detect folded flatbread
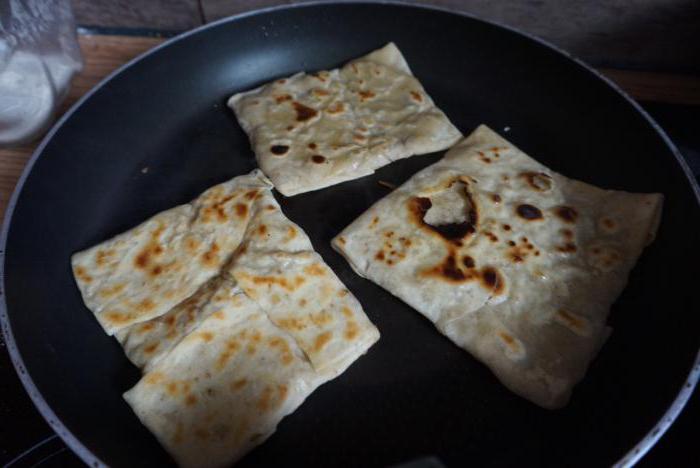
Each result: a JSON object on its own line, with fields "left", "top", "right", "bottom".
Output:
{"left": 72, "top": 170, "right": 271, "bottom": 335}
{"left": 228, "top": 43, "right": 461, "bottom": 196}
{"left": 332, "top": 125, "right": 662, "bottom": 408}
{"left": 73, "top": 170, "right": 379, "bottom": 465}
{"left": 115, "top": 184, "right": 379, "bottom": 378}
{"left": 124, "top": 277, "right": 330, "bottom": 468}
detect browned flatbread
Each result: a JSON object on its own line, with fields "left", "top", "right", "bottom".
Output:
{"left": 333, "top": 125, "right": 662, "bottom": 408}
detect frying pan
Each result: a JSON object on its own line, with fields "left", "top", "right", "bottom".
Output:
{"left": 1, "top": 2, "right": 698, "bottom": 467}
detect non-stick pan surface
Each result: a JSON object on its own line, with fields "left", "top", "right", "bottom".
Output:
{"left": 2, "top": 3, "right": 698, "bottom": 467}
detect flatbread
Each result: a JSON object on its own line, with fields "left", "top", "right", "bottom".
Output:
{"left": 82, "top": 171, "right": 380, "bottom": 465}
{"left": 72, "top": 170, "right": 271, "bottom": 335}
{"left": 332, "top": 125, "right": 663, "bottom": 408}
{"left": 124, "top": 277, "right": 329, "bottom": 468}
{"left": 228, "top": 42, "right": 461, "bottom": 196}
{"left": 115, "top": 186, "right": 380, "bottom": 378}
{"left": 227, "top": 191, "right": 380, "bottom": 378}
{"left": 115, "top": 275, "right": 226, "bottom": 372}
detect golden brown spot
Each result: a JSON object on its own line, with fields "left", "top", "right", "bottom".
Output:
{"left": 326, "top": 102, "right": 345, "bottom": 114}
{"left": 286, "top": 125, "right": 295, "bottom": 131}
{"left": 213, "top": 310, "right": 225, "bottom": 320}
{"left": 150, "top": 224, "right": 166, "bottom": 240}
{"left": 421, "top": 253, "right": 476, "bottom": 283}
{"left": 167, "top": 382, "right": 179, "bottom": 396}
{"left": 185, "top": 237, "right": 200, "bottom": 252}
{"left": 314, "top": 331, "right": 333, "bottom": 352}
{"left": 258, "top": 224, "right": 268, "bottom": 236}
{"left": 555, "top": 206, "right": 578, "bottom": 223}
{"left": 98, "top": 283, "right": 126, "bottom": 299}
{"left": 144, "top": 342, "right": 159, "bottom": 354}
{"left": 516, "top": 204, "right": 544, "bottom": 220}
{"left": 275, "top": 94, "right": 292, "bottom": 103}
{"left": 358, "top": 90, "right": 375, "bottom": 100}
{"left": 293, "top": 101, "right": 318, "bottom": 121}
{"left": 137, "top": 298, "right": 156, "bottom": 312}
{"left": 251, "top": 275, "right": 294, "bottom": 291}
{"left": 268, "top": 336, "right": 295, "bottom": 365}
{"left": 304, "top": 263, "right": 326, "bottom": 276}
{"left": 134, "top": 250, "right": 150, "bottom": 269}
{"left": 200, "top": 331, "right": 214, "bottom": 342}
{"left": 244, "top": 190, "right": 258, "bottom": 201}
{"left": 137, "top": 322, "right": 156, "bottom": 334}
{"left": 308, "top": 142, "right": 317, "bottom": 150}
{"left": 311, "top": 154, "right": 326, "bottom": 164}
{"left": 278, "top": 384, "right": 288, "bottom": 402}
{"left": 502, "top": 224, "right": 511, "bottom": 231}
{"left": 216, "top": 339, "right": 240, "bottom": 371}
{"left": 201, "top": 242, "right": 220, "bottom": 267}
{"left": 499, "top": 331, "right": 515, "bottom": 345}
{"left": 277, "top": 316, "right": 306, "bottom": 332}
{"left": 164, "top": 315, "right": 176, "bottom": 327}
{"left": 295, "top": 276, "right": 305, "bottom": 286}
{"left": 345, "top": 320, "right": 359, "bottom": 340}
{"left": 95, "top": 249, "right": 114, "bottom": 267}
{"left": 277, "top": 79, "right": 287, "bottom": 85}
{"left": 555, "top": 310, "right": 589, "bottom": 335}
{"left": 270, "top": 145, "right": 289, "bottom": 155}
{"left": 557, "top": 242, "right": 578, "bottom": 253}
{"left": 375, "top": 251, "right": 385, "bottom": 261}
{"left": 520, "top": 172, "right": 553, "bottom": 191}
{"left": 480, "top": 266, "right": 505, "bottom": 295}
{"left": 410, "top": 91, "right": 423, "bottom": 102}
{"left": 310, "top": 311, "right": 333, "bottom": 327}
{"left": 231, "top": 379, "right": 248, "bottom": 391}
{"left": 234, "top": 203, "right": 248, "bottom": 219}
{"left": 75, "top": 266, "right": 92, "bottom": 283}
{"left": 150, "top": 265, "right": 163, "bottom": 276}
{"left": 257, "top": 386, "right": 275, "bottom": 412}
{"left": 185, "top": 394, "right": 197, "bottom": 406}
{"left": 265, "top": 204, "right": 276, "bottom": 211}
{"left": 478, "top": 151, "right": 492, "bottom": 163}
{"left": 497, "top": 331, "right": 523, "bottom": 357}
{"left": 145, "top": 372, "right": 165, "bottom": 385}
{"left": 313, "top": 88, "right": 329, "bottom": 96}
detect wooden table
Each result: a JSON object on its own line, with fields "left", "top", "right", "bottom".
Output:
{"left": 1, "top": 34, "right": 698, "bottom": 223}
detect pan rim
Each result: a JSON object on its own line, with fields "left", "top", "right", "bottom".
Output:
{"left": 0, "top": 1, "right": 697, "bottom": 466}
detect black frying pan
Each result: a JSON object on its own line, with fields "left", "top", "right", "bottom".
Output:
{"left": 1, "top": 3, "right": 698, "bottom": 467}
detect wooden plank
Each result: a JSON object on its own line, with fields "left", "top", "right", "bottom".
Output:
{"left": 1, "top": 34, "right": 698, "bottom": 224}
{"left": 201, "top": 0, "right": 700, "bottom": 74}
{"left": 599, "top": 68, "right": 700, "bottom": 106}
{"left": 72, "top": 0, "right": 203, "bottom": 30}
